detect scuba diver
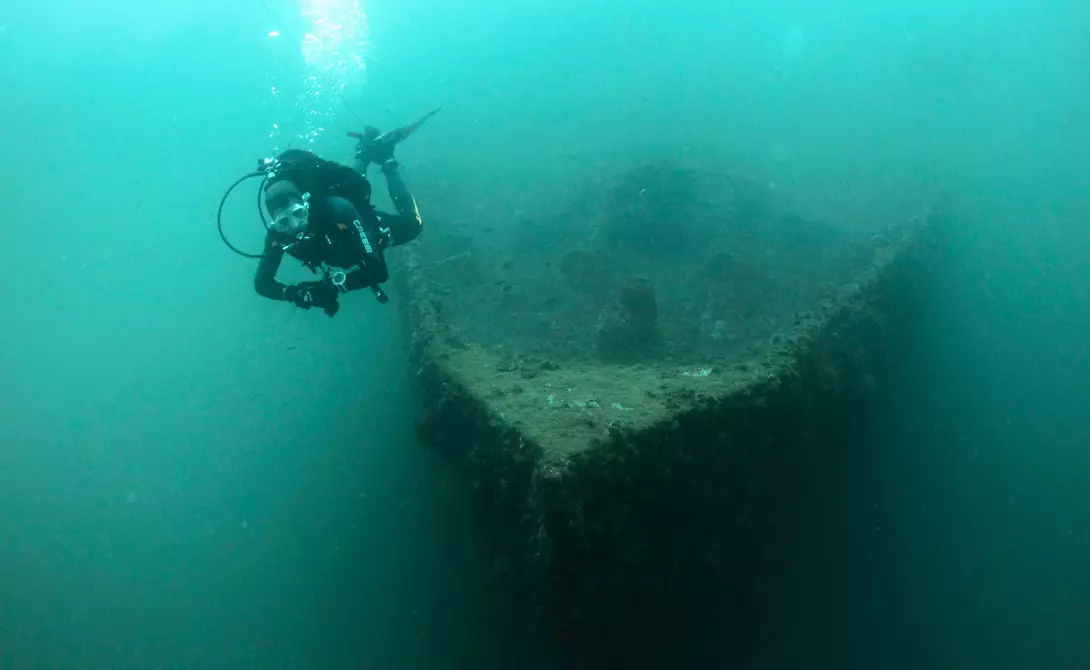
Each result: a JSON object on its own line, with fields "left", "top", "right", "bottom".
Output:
{"left": 248, "top": 109, "right": 440, "bottom": 317}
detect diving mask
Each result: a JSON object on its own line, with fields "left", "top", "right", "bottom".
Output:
{"left": 271, "top": 201, "right": 310, "bottom": 235}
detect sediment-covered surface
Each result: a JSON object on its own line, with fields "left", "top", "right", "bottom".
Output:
{"left": 391, "top": 162, "right": 944, "bottom": 668}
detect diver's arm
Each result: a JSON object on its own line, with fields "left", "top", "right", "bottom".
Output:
{"left": 254, "top": 233, "right": 289, "bottom": 300}
{"left": 352, "top": 153, "right": 371, "bottom": 176}
{"left": 342, "top": 257, "right": 391, "bottom": 292}
{"left": 375, "top": 159, "right": 423, "bottom": 246}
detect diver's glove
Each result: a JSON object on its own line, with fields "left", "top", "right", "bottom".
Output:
{"left": 350, "top": 109, "right": 439, "bottom": 168}
{"left": 284, "top": 280, "right": 341, "bottom": 317}
{"left": 378, "top": 157, "right": 401, "bottom": 175}
{"left": 357, "top": 136, "right": 395, "bottom": 167}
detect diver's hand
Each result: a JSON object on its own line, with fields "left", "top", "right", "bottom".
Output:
{"left": 355, "top": 133, "right": 394, "bottom": 167}
{"left": 351, "top": 109, "right": 438, "bottom": 169}
{"left": 285, "top": 280, "right": 341, "bottom": 317}
{"left": 362, "top": 143, "right": 394, "bottom": 167}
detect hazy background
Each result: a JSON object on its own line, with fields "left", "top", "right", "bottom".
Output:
{"left": 1, "top": 0, "right": 1088, "bottom": 668}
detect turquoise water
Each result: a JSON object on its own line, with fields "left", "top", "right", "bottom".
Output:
{"left": 1, "top": 1, "right": 1087, "bottom": 668}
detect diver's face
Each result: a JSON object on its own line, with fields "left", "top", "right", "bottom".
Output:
{"left": 271, "top": 199, "right": 309, "bottom": 235}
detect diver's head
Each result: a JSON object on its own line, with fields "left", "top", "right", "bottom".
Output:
{"left": 265, "top": 181, "right": 309, "bottom": 235}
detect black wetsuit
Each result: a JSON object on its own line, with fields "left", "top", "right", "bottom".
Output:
{"left": 254, "top": 149, "right": 422, "bottom": 301}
